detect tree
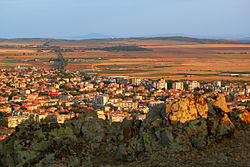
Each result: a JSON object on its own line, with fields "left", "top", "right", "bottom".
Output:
{"left": 194, "top": 87, "right": 201, "bottom": 92}
{"left": 9, "top": 91, "right": 18, "bottom": 99}
{"left": 183, "top": 83, "right": 188, "bottom": 90}
{"left": 20, "top": 107, "right": 27, "bottom": 111}
{"left": 0, "top": 117, "right": 8, "bottom": 127}
{"left": 40, "top": 117, "right": 56, "bottom": 123}
{"left": 194, "top": 92, "right": 201, "bottom": 97}
{"left": 24, "top": 119, "right": 36, "bottom": 125}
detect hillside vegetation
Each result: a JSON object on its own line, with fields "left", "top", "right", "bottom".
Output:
{"left": 0, "top": 94, "right": 249, "bottom": 166}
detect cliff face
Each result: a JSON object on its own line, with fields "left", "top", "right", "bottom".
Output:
{"left": 0, "top": 94, "right": 249, "bottom": 167}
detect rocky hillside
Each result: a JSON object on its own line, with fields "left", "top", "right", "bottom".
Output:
{"left": 0, "top": 94, "right": 249, "bottom": 167}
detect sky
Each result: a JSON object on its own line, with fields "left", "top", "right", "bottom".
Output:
{"left": 0, "top": 0, "right": 250, "bottom": 38}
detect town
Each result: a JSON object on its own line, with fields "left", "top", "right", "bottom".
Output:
{"left": 0, "top": 67, "right": 249, "bottom": 142}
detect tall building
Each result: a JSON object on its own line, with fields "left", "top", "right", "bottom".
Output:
{"left": 188, "top": 81, "right": 200, "bottom": 90}
{"left": 7, "top": 116, "right": 29, "bottom": 128}
{"left": 95, "top": 94, "right": 109, "bottom": 105}
{"left": 173, "top": 82, "right": 184, "bottom": 90}
{"left": 245, "top": 85, "right": 250, "bottom": 96}
{"left": 131, "top": 78, "right": 141, "bottom": 86}
{"left": 213, "top": 81, "right": 222, "bottom": 88}
{"left": 156, "top": 79, "right": 168, "bottom": 90}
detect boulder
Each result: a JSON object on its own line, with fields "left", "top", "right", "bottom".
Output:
{"left": 161, "top": 127, "right": 191, "bottom": 153}
{"left": 239, "top": 110, "right": 250, "bottom": 124}
{"left": 194, "top": 96, "right": 208, "bottom": 118}
{"left": 185, "top": 119, "right": 208, "bottom": 149}
{"left": 208, "top": 93, "right": 231, "bottom": 113}
{"left": 216, "top": 114, "right": 235, "bottom": 138}
{"left": 167, "top": 96, "right": 208, "bottom": 123}
{"left": 206, "top": 99, "right": 235, "bottom": 139}
{"left": 228, "top": 110, "right": 250, "bottom": 129}
{"left": 145, "top": 103, "right": 166, "bottom": 123}
{"left": 121, "top": 115, "right": 141, "bottom": 140}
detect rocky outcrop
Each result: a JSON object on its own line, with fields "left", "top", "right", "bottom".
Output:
{"left": 238, "top": 110, "right": 250, "bottom": 124}
{"left": 228, "top": 109, "right": 250, "bottom": 129}
{"left": 0, "top": 110, "right": 117, "bottom": 167}
{"left": 0, "top": 94, "right": 249, "bottom": 166}
{"left": 118, "top": 94, "right": 236, "bottom": 161}
{"left": 207, "top": 93, "right": 231, "bottom": 113}
{"left": 167, "top": 96, "right": 208, "bottom": 123}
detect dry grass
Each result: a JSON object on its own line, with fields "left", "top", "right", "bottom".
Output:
{"left": 0, "top": 40, "right": 249, "bottom": 81}
{"left": 0, "top": 48, "right": 36, "bottom": 53}
{"left": 62, "top": 43, "right": 250, "bottom": 81}
{"left": 0, "top": 44, "right": 57, "bottom": 69}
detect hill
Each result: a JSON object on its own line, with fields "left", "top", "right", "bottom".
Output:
{"left": 1, "top": 36, "right": 250, "bottom": 45}
{"left": 0, "top": 94, "right": 249, "bottom": 166}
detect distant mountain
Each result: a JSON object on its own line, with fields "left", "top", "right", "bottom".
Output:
{"left": 137, "top": 33, "right": 191, "bottom": 38}
{"left": 239, "top": 37, "right": 250, "bottom": 41}
{"left": 57, "top": 33, "right": 191, "bottom": 40}
{"left": 137, "top": 33, "right": 250, "bottom": 41}
{"left": 196, "top": 34, "right": 250, "bottom": 41}
{"left": 1, "top": 33, "right": 250, "bottom": 41}
{"left": 61, "top": 33, "right": 115, "bottom": 40}
{"left": 1, "top": 36, "right": 250, "bottom": 45}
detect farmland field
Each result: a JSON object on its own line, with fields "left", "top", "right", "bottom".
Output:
{"left": 0, "top": 37, "right": 249, "bottom": 81}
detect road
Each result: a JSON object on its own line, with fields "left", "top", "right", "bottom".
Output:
{"left": 54, "top": 48, "right": 66, "bottom": 71}
{"left": 43, "top": 41, "right": 67, "bottom": 71}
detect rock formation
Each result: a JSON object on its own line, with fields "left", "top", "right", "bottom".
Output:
{"left": 0, "top": 94, "right": 249, "bottom": 166}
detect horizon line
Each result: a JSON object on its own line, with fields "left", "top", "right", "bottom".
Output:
{"left": 0, "top": 35, "right": 250, "bottom": 41}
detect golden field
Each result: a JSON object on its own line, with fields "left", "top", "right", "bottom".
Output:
{"left": 0, "top": 37, "right": 249, "bottom": 81}
{"left": 0, "top": 47, "right": 57, "bottom": 69}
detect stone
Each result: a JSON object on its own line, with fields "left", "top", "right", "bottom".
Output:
{"left": 208, "top": 93, "right": 231, "bottom": 113}
{"left": 228, "top": 110, "right": 249, "bottom": 129}
{"left": 168, "top": 97, "right": 202, "bottom": 123}
{"left": 121, "top": 115, "right": 141, "bottom": 140}
{"left": 216, "top": 114, "right": 235, "bottom": 139}
{"left": 164, "top": 128, "right": 191, "bottom": 153}
{"left": 195, "top": 96, "right": 208, "bottom": 118}
{"left": 185, "top": 119, "right": 208, "bottom": 149}
{"left": 145, "top": 103, "right": 166, "bottom": 123}
{"left": 239, "top": 110, "right": 250, "bottom": 124}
